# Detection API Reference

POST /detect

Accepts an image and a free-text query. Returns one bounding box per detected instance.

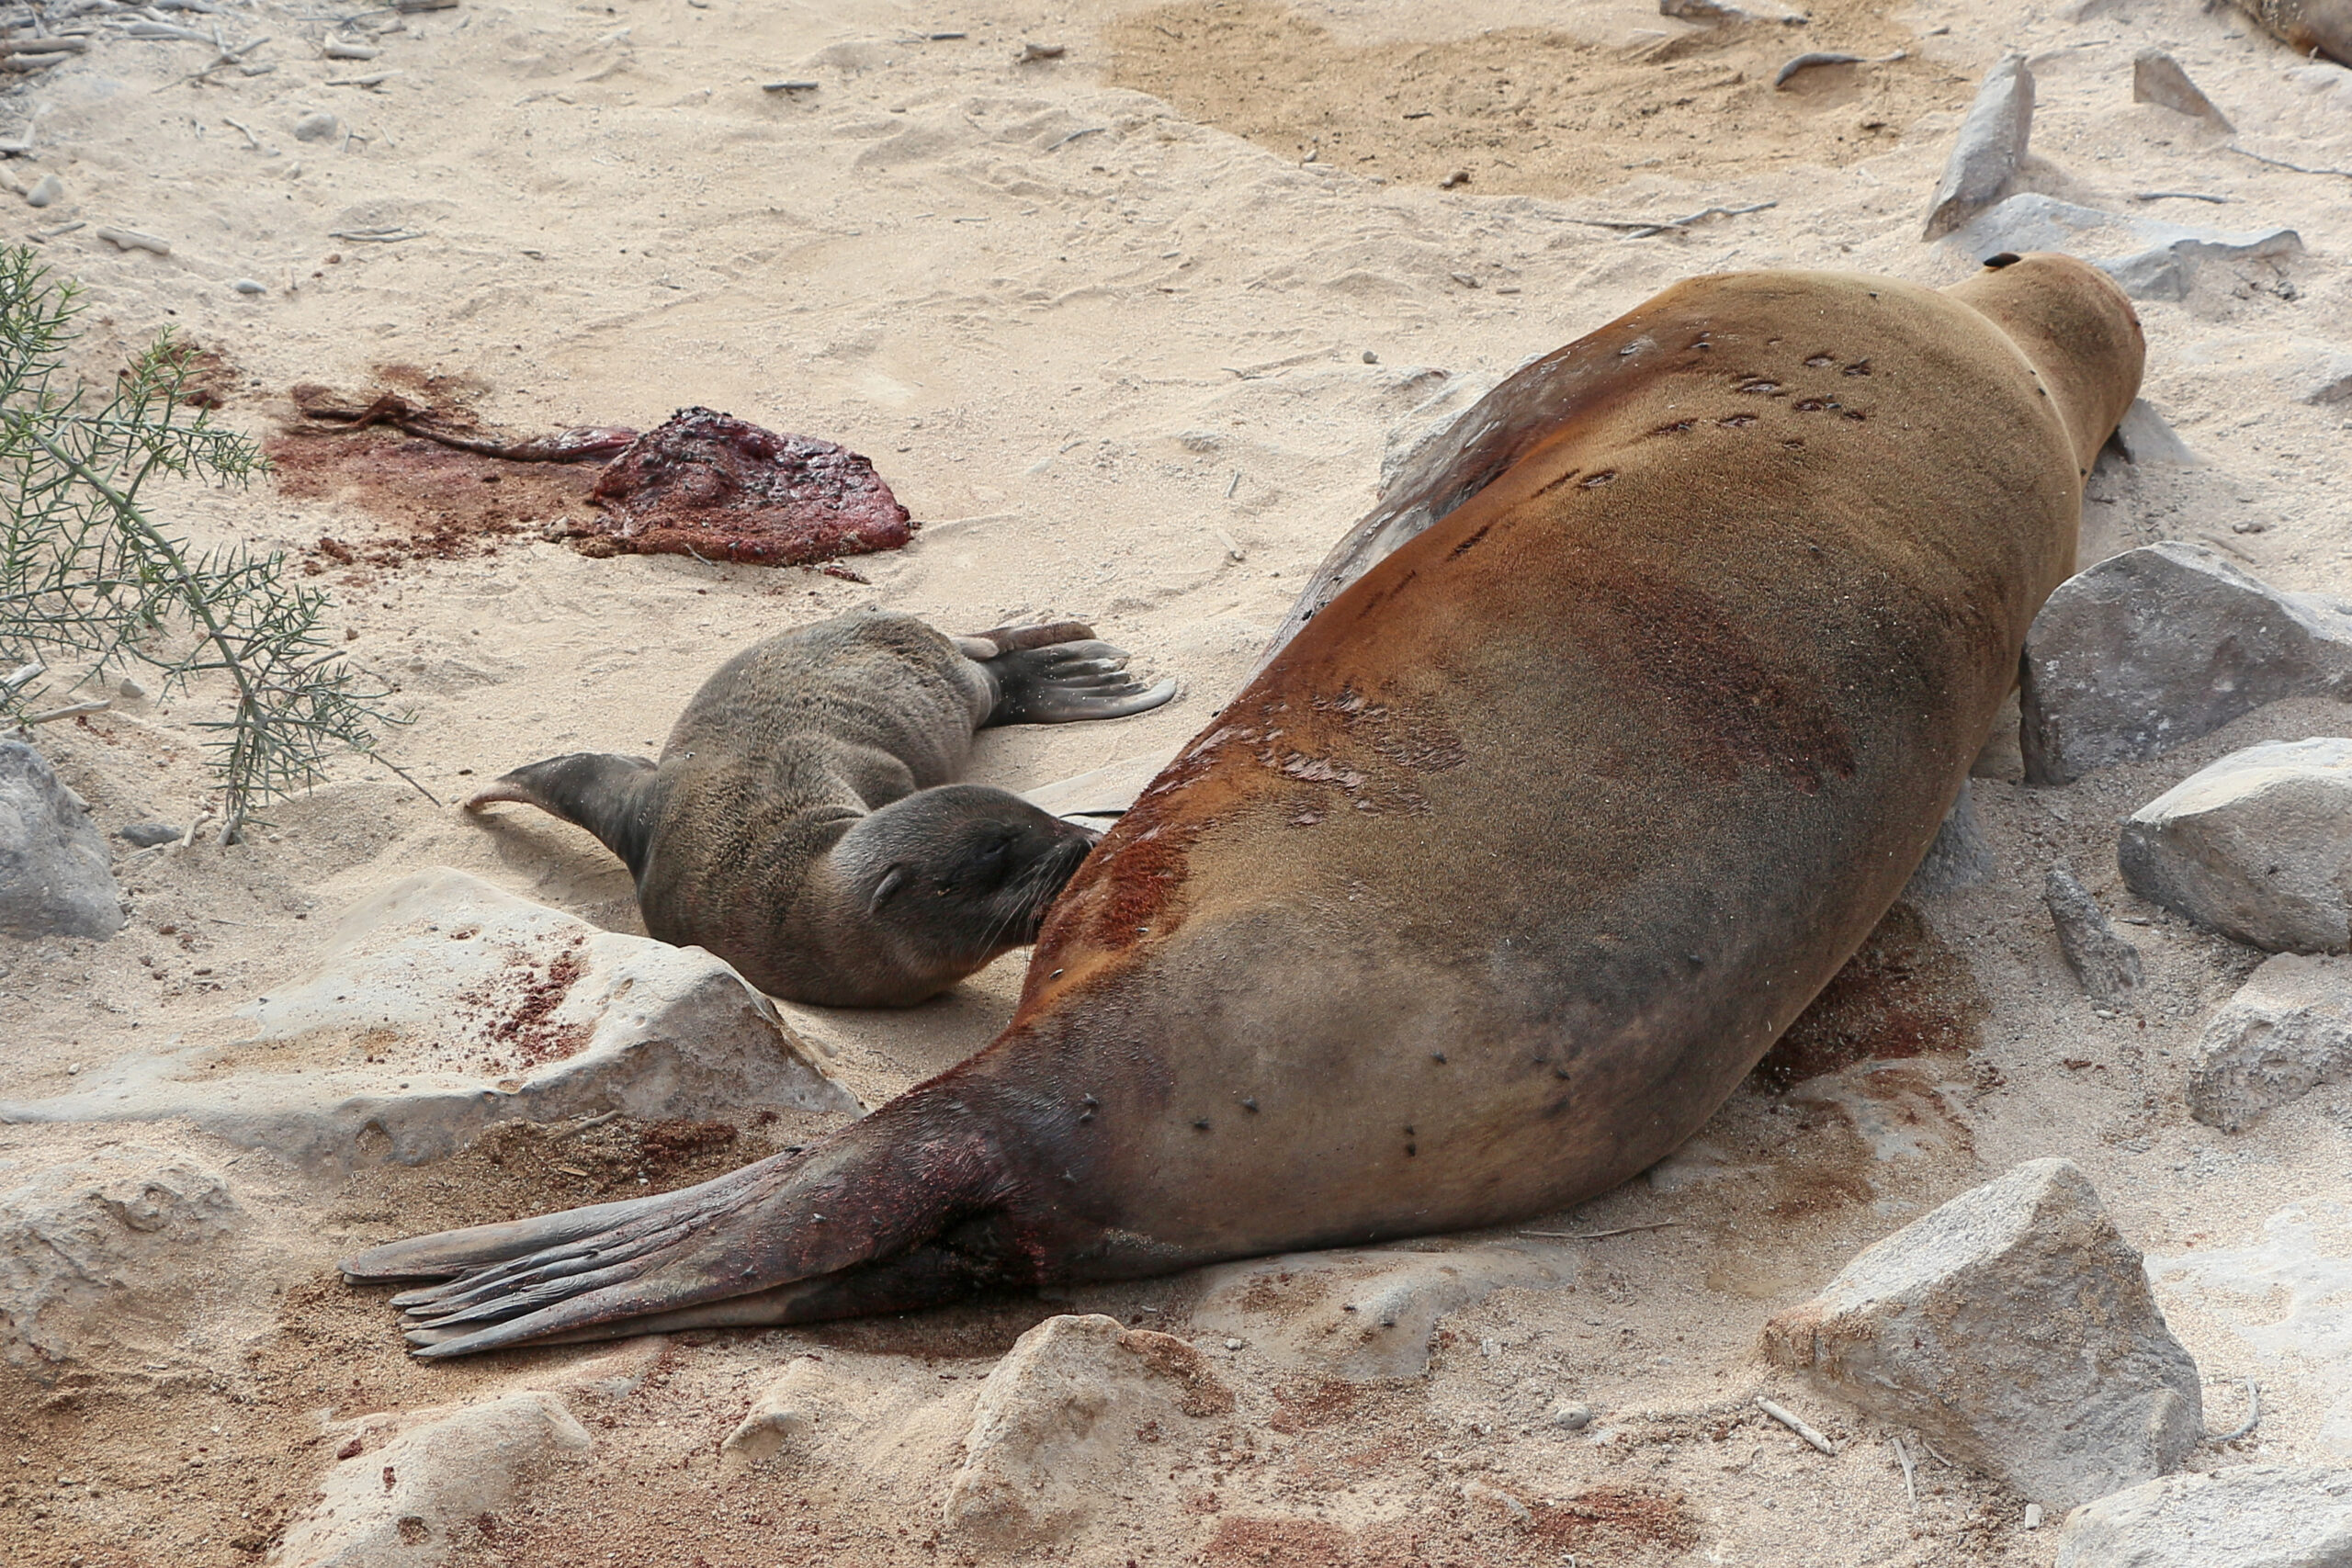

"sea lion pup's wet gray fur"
[349,254,2144,1356]
[464,610,1175,1007]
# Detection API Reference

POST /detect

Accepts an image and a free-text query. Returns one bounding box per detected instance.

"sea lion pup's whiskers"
[464,609,1174,1008]
[350,255,2144,1356]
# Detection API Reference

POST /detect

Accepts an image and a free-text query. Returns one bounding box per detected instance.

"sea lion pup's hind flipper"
[462,752,662,875]
[958,623,1178,726]
[342,1103,1030,1358]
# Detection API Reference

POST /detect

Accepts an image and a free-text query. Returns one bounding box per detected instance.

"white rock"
[1922,54,2034,239]
[1189,1242,1573,1379]
[1946,194,2301,301]
[0,1147,242,1375]
[232,278,266,295]
[2188,953,2352,1130]
[0,740,122,940]
[0,868,858,1171]
[2054,1463,2352,1568]
[943,1314,1233,1545]
[2021,545,2352,784]
[720,1353,831,1471]
[292,110,339,141]
[24,173,62,207]
[1760,1158,2203,1512]
[2119,739,2352,953]
[272,1392,592,1568]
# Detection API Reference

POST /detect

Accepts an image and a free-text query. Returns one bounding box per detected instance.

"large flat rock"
[0,740,122,941]
[2119,739,2352,954]
[2054,1463,2352,1567]
[2021,544,2352,785]
[2189,953,2352,1131]
[0,868,858,1171]
[1760,1158,2202,1511]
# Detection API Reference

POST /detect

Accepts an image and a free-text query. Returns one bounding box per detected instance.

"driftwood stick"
[1756,1397,1838,1456]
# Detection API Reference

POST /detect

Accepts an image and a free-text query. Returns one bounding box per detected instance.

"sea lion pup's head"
[819,783,1100,1004]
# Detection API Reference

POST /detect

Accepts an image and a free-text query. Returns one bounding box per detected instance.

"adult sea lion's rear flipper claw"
[981,639,1178,726]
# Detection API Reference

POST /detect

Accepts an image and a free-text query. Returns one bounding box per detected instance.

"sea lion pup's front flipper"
[341,1097,1034,1358]
[462,751,662,875]
[956,621,1178,725]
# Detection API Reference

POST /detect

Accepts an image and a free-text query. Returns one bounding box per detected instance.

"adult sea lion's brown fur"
[465,610,1174,1007]
[346,254,2144,1354]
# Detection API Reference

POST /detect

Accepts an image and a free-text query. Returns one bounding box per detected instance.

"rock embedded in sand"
[720,1354,833,1472]
[1188,1243,1575,1380]
[1903,781,1996,900]
[1758,1157,2202,1512]
[0,867,858,1171]
[292,110,339,141]
[2188,953,2352,1131]
[276,1392,593,1568]
[0,1147,242,1375]
[2021,544,2352,785]
[943,1314,1234,1545]
[1947,195,2302,301]
[2119,739,2352,953]
[2045,861,2144,1007]
[583,406,915,568]
[2132,50,2233,130]
[2107,399,2199,466]
[0,740,123,940]
[2053,1463,2352,1567]
[1921,53,2034,240]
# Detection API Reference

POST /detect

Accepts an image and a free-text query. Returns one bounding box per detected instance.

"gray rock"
[1759,1158,2203,1512]
[2054,1463,2352,1568]
[1947,194,2302,301]
[2187,953,2352,1130]
[277,1392,593,1568]
[24,173,62,208]
[1905,782,1996,899]
[1659,0,1806,22]
[2132,50,2233,130]
[2297,351,2352,407]
[292,110,339,141]
[1552,1401,1595,1430]
[2119,738,2352,953]
[2021,544,2352,785]
[0,741,122,939]
[1188,1243,1576,1379]
[116,821,181,849]
[944,1314,1233,1545]
[2046,861,2144,1005]
[1923,54,2035,240]
[0,868,859,1170]
[0,1148,242,1375]
[2108,399,2199,466]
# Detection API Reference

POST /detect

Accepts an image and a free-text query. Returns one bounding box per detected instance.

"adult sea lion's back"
[1023,255,2144,1256]
[348,255,2143,1351]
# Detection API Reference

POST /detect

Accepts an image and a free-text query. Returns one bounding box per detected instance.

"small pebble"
[1439,169,1470,189]
[292,111,339,142]
[1552,1402,1594,1430]
[1222,1338,1242,1350]
[1362,349,1378,364]
[232,279,266,295]
[1017,40,1065,62]
[25,174,62,208]
[117,678,146,700]
[118,823,184,848]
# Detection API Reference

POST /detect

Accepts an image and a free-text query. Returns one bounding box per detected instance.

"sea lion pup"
[348,254,2143,1355]
[463,610,1176,1007]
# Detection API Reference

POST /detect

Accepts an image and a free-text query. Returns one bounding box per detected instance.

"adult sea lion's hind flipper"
[977,635,1177,726]
[343,1108,1019,1359]
[463,751,661,874]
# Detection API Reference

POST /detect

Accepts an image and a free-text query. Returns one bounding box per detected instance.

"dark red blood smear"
[586,406,916,567]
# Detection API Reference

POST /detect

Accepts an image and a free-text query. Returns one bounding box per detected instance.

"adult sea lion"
[347,254,2144,1355]
[465,611,1175,1007]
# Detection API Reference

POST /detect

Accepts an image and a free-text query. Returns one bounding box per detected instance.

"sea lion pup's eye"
[1983,252,2022,270]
